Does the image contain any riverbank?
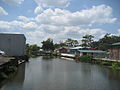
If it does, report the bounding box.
[0,56,27,83]
[57,53,120,70]
[75,54,120,70]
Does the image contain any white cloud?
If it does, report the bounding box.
[18,16,30,22]
[34,0,70,8]
[118,29,120,33]
[2,0,24,5]
[0,21,11,32]
[0,19,107,45]
[25,25,107,45]
[39,24,63,34]
[34,6,43,14]
[0,4,117,45]
[0,7,8,15]
[35,5,117,26]
[0,20,38,31]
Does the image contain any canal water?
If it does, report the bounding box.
[0,56,120,90]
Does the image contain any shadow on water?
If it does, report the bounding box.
[0,63,26,89]
[42,56,55,60]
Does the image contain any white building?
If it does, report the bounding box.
[0,33,26,56]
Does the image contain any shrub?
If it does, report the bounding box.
[100,62,111,66]
[0,72,8,79]
[80,54,93,63]
[111,62,120,70]
[7,66,17,73]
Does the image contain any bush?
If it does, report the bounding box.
[100,62,111,66]
[0,72,8,79]
[7,66,17,73]
[111,62,120,70]
[80,54,93,63]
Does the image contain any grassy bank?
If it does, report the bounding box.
[78,55,120,70]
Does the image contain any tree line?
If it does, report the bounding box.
[26,33,120,57]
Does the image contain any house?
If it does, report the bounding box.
[58,47,70,53]
[78,50,107,58]
[109,42,120,60]
[0,33,26,56]
[69,46,89,54]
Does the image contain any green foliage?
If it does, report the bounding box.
[26,44,40,57]
[0,72,8,79]
[65,38,79,47]
[7,66,17,73]
[59,41,66,47]
[42,38,54,51]
[91,33,120,50]
[54,43,60,49]
[111,62,120,70]
[81,34,94,48]
[100,61,111,66]
[80,54,93,63]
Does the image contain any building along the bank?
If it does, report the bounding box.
[69,46,89,54]
[69,46,107,58]
[109,42,120,61]
[78,50,107,58]
[0,33,26,56]
[58,47,71,53]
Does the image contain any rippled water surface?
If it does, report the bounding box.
[0,56,120,90]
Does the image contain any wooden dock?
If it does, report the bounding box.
[0,56,15,66]
[61,53,75,58]
[94,58,120,62]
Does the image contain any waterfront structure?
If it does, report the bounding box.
[109,42,120,60]
[0,33,26,56]
[58,47,71,53]
[69,46,89,54]
[78,50,107,58]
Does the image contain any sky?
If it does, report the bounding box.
[0,0,120,46]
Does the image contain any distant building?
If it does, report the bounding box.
[78,50,107,58]
[58,47,70,53]
[0,33,26,56]
[69,46,107,58]
[69,46,89,54]
[109,42,120,60]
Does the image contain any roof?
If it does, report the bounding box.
[0,33,26,39]
[78,50,107,53]
[70,46,84,49]
[112,42,120,46]
[59,47,72,49]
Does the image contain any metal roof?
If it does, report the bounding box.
[112,42,120,46]
[70,46,84,49]
[0,33,26,39]
[78,50,107,53]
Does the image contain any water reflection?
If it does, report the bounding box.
[0,63,25,90]
[0,56,120,90]
[42,56,54,60]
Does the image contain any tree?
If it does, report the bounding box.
[26,44,40,57]
[97,34,120,50]
[54,43,60,49]
[81,34,94,48]
[41,38,55,51]
[65,38,79,47]
[59,41,66,47]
